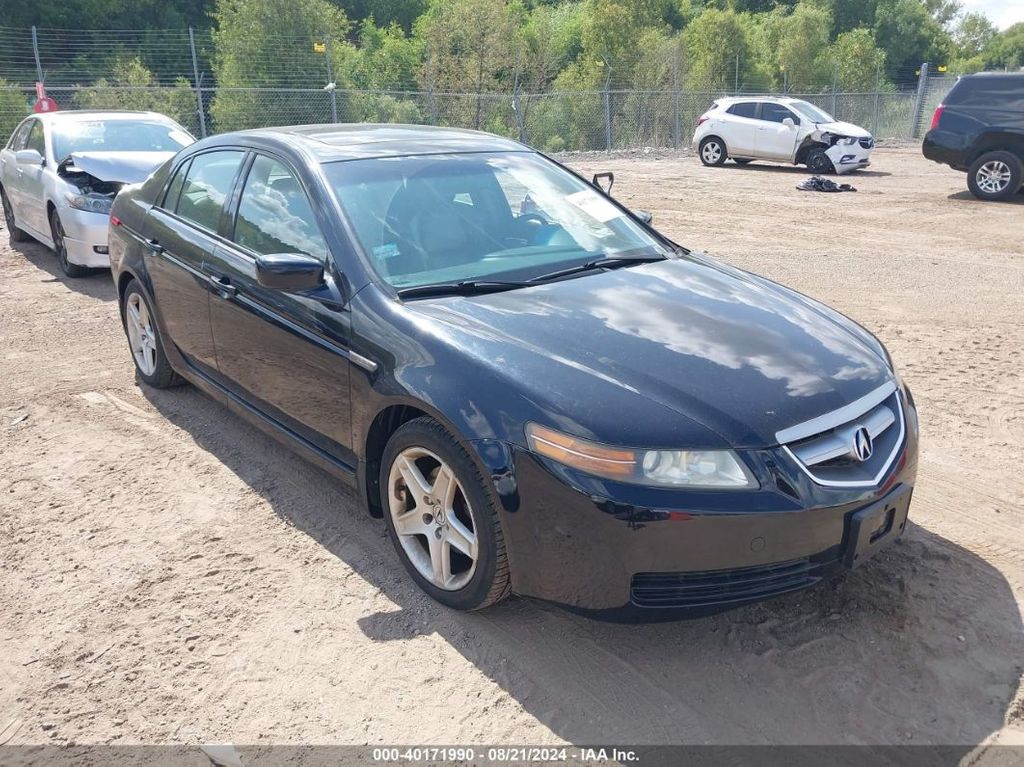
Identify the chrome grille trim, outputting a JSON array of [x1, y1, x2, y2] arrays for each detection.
[[775, 380, 897, 445], [777, 382, 906, 488]]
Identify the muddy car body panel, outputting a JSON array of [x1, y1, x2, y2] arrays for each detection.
[[108, 125, 917, 618], [0, 110, 193, 271]]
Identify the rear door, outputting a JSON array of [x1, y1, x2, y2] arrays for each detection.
[[754, 102, 802, 161], [143, 149, 246, 378], [720, 101, 760, 156], [206, 152, 355, 464]]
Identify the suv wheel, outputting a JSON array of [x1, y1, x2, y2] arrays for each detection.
[[805, 148, 835, 174], [381, 417, 511, 611], [698, 137, 727, 166], [967, 151, 1023, 201]]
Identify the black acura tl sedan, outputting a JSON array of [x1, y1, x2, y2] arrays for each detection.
[[108, 124, 919, 618]]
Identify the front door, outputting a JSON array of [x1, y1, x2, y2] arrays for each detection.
[[206, 152, 355, 465], [754, 103, 801, 161], [20, 120, 48, 235], [143, 149, 246, 377]]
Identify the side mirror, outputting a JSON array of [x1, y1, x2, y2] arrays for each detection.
[[592, 172, 614, 194], [255, 253, 324, 292], [634, 209, 653, 225], [782, 117, 796, 128], [15, 149, 43, 166]]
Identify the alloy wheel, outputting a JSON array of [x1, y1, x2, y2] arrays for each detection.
[[125, 292, 158, 376], [387, 446, 478, 591], [2, 192, 14, 230], [701, 141, 722, 164], [976, 160, 1012, 195], [51, 213, 70, 270]]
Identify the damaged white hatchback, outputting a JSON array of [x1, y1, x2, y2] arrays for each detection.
[[693, 97, 874, 175], [0, 111, 193, 277]]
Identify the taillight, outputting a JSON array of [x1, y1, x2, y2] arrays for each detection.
[[930, 104, 944, 131], [696, 114, 709, 127], [110, 215, 121, 227]]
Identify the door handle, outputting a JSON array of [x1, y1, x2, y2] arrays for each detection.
[[144, 238, 164, 254], [209, 272, 237, 298]]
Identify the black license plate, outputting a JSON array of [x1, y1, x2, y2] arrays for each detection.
[[844, 485, 912, 569]]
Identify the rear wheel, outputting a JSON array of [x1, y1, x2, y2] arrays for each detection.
[[805, 148, 835, 175], [381, 417, 511, 611], [50, 209, 89, 278], [967, 151, 1023, 201], [698, 137, 727, 166], [1, 188, 29, 243]]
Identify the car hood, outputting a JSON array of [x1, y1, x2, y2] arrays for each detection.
[[814, 120, 871, 138], [410, 257, 892, 448], [62, 151, 177, 184]]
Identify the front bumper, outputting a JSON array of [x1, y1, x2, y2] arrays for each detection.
[[58, 206, 111, 268], [497, 417, 918, 618], [825, 142, 872, 175]]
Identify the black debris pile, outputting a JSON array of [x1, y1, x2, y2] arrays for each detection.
[[796, 176, 857, 193]]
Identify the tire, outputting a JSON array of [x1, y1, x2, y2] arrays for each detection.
[[1, 187, 29, 244], [380, 417, 511, 611], [967, 150, 1023, 201], [698, 136, 728, 166], [120, 279, 183, 389], [805, 148, 835, 175], [50, 208, 90, 278], [733, 158, 753, 165]]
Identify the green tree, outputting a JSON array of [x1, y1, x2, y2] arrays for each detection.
[[983, 23, 1024, 70], [0, 80, 28, 145], [828, 28, 887, 91], [683, 8, 754, 89], [345, 19, 423, 90], [210, 0, 352, 131], [75, 58, 197, 132], [762, 2, 833, 90], [874, 0, 953, 75]]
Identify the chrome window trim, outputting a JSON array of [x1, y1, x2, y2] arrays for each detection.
[[774, 380, 897, 445], [782, 392, 906, 488]]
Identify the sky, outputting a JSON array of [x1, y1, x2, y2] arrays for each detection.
[[960, 0, 1024, 29]]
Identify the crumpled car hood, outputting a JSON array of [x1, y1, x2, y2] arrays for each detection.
[[813, 120, 871, 139], [63, 151, 177, 184]]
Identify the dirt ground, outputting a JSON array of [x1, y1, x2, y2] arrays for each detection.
[[1, 146, 1022, 756]]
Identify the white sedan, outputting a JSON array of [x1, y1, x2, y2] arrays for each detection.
[[692, 97, 874, 175], [0, 110, 193, 277]]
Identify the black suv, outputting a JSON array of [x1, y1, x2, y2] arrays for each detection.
[[923, 72, 1024, 200]]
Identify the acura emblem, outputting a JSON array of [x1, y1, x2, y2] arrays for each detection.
[[852, 426, 873, 462]]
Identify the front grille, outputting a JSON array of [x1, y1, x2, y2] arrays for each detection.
[[777, 382, 905, 488], [631, 558, 821, 608], [859, 137, 874, 149]]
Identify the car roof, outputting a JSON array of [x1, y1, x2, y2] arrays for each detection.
[[199, 123, 530, 163], [30, 110, 180, 125], [714, 96, 804, 106]]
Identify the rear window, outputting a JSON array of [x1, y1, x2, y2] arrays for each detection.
[[727, 102, 758, 119], [945, 76, 1024, 108]]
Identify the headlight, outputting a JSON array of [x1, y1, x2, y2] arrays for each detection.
[[525, 423, 757, 489], [839, 136, 858, 145], [65, 192, 112, 215]]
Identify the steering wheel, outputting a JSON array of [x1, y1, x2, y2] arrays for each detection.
[[517, 212, 548, 227]]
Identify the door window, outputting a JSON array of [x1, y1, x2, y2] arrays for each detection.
[[24, 121, 45, 155], [727, 102, 758, 119], [174, 150, 244, 233], [8, 120, 33, 150], [233, 155, 327, 261], [161, 159, 190, 212], [761, 103, 798, 124]]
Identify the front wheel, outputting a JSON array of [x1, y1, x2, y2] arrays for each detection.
[[50, 209, 89, 278], [967, 151, 1023, 201], [381, 417, 511, 611], [698, 137, 728, 166], [805, 148, 835, 175], [120, 279, 183, 388]]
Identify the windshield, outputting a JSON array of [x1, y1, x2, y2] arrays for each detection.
[[324, 152, 668, 290], [790, 101, 835, 124], [52, 120, 194, 162]]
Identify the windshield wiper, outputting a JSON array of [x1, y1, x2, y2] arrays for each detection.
[[396, 280, 532, 299], [529, 253, 667, 284]]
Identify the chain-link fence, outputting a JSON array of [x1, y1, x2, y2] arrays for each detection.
[[0, 24, 932, 152]]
